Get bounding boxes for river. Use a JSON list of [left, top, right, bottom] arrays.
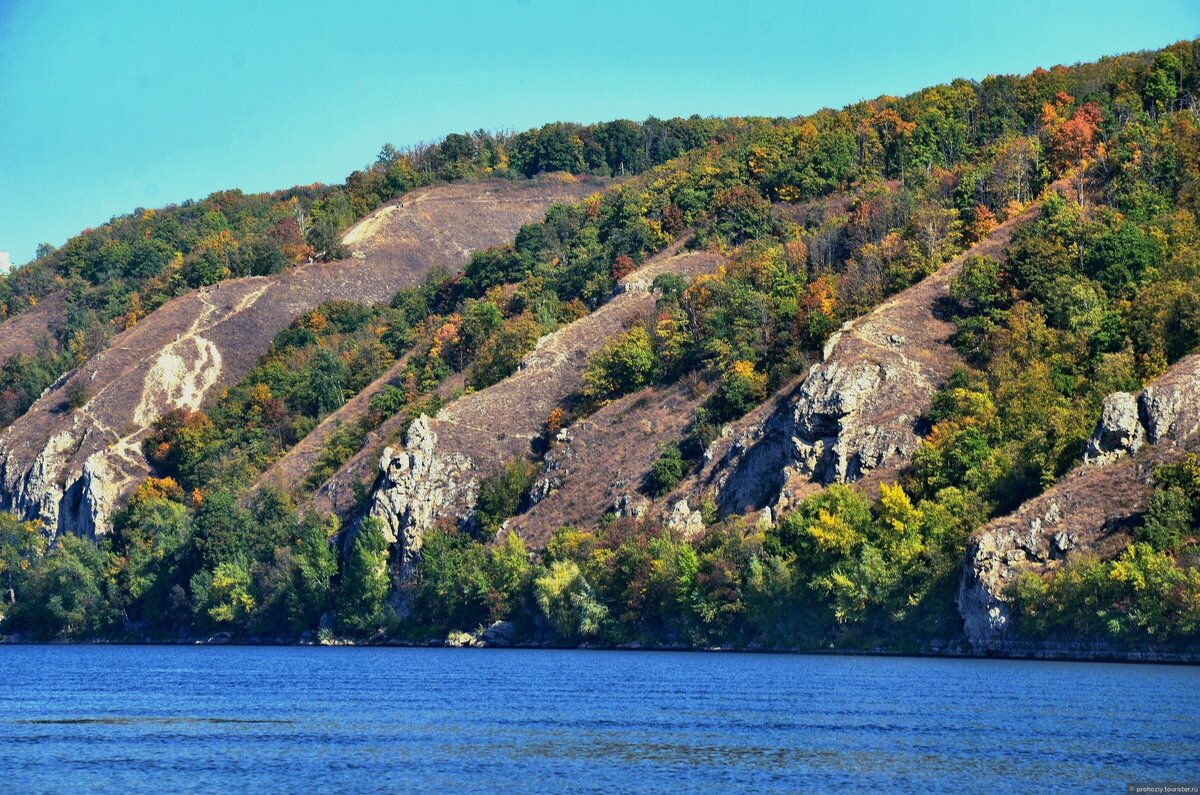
[[1, 645, 1196, 792]]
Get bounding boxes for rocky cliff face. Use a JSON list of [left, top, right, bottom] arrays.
[[0, 180, 593, 538], [958, 354, 1200, 653], [363, 417, 476, 581], [692, 201, 1045, 518]]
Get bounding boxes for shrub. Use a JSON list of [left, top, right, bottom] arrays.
[[582, 326, 660, 403], [336, 518, 391, 634], [710, 360, 768, 422], [534, 560, 608, 641], [475, 458, 539, 535], [649, 446, 685, 498], [63, 379, 90, 412]]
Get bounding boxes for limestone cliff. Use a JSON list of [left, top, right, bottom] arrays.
[[957, 355, 1200, 653], [363, 418, 476, 581]]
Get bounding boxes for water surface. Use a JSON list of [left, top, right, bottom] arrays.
[[1, 645, 1196, 792]]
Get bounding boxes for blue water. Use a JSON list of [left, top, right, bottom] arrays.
[[0, 646, 1196, 793]]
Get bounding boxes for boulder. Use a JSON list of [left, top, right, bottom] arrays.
[[479, 620, 516, 647], [665, 499, 704, 537], [1082, 392, 1144, 465]]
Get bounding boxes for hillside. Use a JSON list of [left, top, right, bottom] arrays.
[[684, 186, 1070, 521], [358, 248, 724, 576], [0, 180, 593, 537], [0, 39, 1197, 658], [959, 354, 1200, 655]]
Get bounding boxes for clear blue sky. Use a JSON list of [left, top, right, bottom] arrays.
[[0, 0, 1196, 267]]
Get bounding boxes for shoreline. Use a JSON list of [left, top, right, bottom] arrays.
[[3, 635, 1197, 665]]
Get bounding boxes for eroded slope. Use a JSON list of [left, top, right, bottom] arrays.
[[359, 250, 725, 574], [509, 380, 709, 549], [0, 180, 595, 537]]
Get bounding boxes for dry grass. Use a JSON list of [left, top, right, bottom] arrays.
[[0, 290, 67, 361], [509, 380, 708, 548]]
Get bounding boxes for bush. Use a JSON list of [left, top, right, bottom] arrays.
[[475, 458, 539, 535], [582, 326, 660, 404], [534, 560, 608, 641], [710, 360, 768, 422], [649, 446, 685, 498], [336, 518, 391, 634], [63, 379, 90, 412]]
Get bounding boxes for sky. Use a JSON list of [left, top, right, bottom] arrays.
[[0, 1, 1196, 268]]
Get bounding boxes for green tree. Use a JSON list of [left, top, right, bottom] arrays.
[[0, 513, 47, 609], [337, 518, 391, 634], [649, 446, 685, 498], [476, 458, 538, 535], [583, 326, 660, 403], [534, 560, 608, 642], [19, 535, 115, 639], [467, 313, 542, 390]]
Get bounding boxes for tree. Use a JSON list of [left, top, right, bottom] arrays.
[[534, 560, 608, 641], [200, 558, 255, 627], [583, 326, 660, 403], [593, 120, 648, 176], [0, 512, 46, 608], [710, 360, 768, 421], [337, 518, 391, 634], [192, 491, 252, 567], [467, 313, 542, 390], [1043, 96, 1102, 175], [1144, 51, 1182, 114], [296, 348, 349, 416], [475, 458, 538, 534], [19, 535, 114, 639]]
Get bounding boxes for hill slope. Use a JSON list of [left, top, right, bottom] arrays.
[[0, 180, 593, 537], [1, 40, 1196, 656]]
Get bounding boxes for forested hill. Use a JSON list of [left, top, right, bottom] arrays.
[[1, 40, 1197, 660]]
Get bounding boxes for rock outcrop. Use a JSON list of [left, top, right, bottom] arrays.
[[665, 499, 704, 537], [691, 198, 1049, 517], [1082, 391, 1144, 465], [363, 418, 476, 581], [0, 180, 594, 538], [958, 354, 1200, 653]]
